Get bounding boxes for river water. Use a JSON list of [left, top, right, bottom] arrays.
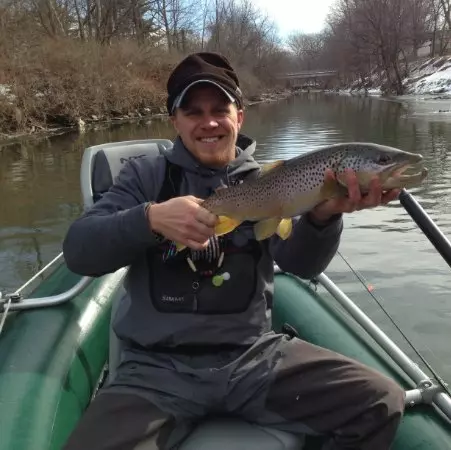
[[1, 93, 451, 380]]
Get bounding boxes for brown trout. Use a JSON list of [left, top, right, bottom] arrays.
[[176, 142, 427, 250]]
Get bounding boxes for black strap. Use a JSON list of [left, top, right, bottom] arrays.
[[156, 158, 183, 203]]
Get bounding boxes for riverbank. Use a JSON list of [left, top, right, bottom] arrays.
[[334, 55, 451, 99], [0, 39, 295, 144], [0, 88, 294, 146]]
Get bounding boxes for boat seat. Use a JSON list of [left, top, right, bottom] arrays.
[[80, 137, 276, 385], [80, 138, 174, 384], [178, 418, 304, 450], [79, 138, 304, 450], [80, 138, 173, 210]]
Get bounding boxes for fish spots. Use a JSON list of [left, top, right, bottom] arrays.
[[202, 143, 417, 225]]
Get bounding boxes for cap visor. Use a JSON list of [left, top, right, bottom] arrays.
[[172, 80, 236, 113]]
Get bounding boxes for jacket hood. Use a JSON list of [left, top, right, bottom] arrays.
[[161, 133, 261, 181]]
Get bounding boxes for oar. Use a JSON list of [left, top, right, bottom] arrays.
[[398, 189, 451, 269]]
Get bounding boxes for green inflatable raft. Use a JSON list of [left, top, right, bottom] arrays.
[[1, 139, 450, 450]]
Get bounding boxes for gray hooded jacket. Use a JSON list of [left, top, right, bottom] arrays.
[[63, 135, 343, 348]]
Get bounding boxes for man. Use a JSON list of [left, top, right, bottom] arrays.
[[62, 52, 404, 450]]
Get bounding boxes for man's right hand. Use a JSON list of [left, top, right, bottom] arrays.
[[148, 196, 218, 250]]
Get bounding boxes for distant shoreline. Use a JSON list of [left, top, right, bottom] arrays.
[[4, 55, 451, 146], [0, 89, 295, 146]]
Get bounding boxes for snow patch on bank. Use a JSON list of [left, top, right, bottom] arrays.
[[404, 56, 451, 95], [0, 84, 15, 102], [333, 86, 382, 97], [337, 55, 451, 97]]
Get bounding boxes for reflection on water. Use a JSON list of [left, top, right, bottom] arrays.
[[1, 94, 451, 379], [0, 118, 177, 290]]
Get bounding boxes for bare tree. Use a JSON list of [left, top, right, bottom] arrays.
[[286, 32, 324, 70], [434, 0, 451, 54], [203, 0, 278, 66], [408, 0, 432, 57], [27, 0, 71, 37], [441, 0, 451, 29], [322, 0, 433, 94]]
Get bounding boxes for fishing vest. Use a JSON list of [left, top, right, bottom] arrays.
[[146, 158, 265, 315]]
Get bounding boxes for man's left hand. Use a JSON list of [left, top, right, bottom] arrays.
[[309, 168, 400, 224]]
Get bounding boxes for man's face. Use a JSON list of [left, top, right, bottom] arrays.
[[171, 84, 244, 168]]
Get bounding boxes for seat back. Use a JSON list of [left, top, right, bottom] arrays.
[[80, 139, 173, 210], [79, 138, 173, 383]]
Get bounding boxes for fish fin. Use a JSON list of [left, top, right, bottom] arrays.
[[259, 160, 284, 176], [335, 170, 348, 188], [214, 185, 228, 193], [215, 216, 242, 236], [277, 219, 293, 240], [254, 217, 281, 241], [277, 218, 293, 240], [174, 216, 241, 252], [320, 175, 342, 200]]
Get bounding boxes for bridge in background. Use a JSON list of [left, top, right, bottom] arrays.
[[276, 69, 339, 88]]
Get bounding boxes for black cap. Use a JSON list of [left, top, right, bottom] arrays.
[[166, 52, 243, 115]]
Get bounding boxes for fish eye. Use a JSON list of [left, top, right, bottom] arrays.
[[377, 154, 392, 164]]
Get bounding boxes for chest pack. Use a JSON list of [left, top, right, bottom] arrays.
[[146, 157, 265, 315]]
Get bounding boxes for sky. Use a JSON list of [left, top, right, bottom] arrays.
[[252, 0, 336, 39]]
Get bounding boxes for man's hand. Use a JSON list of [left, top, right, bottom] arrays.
[[309, 169, 401, 224], [148, 196, 218, 250]]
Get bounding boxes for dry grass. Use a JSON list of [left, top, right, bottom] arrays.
[[0, 37, 180, 134], [0, 34, 274, 136]]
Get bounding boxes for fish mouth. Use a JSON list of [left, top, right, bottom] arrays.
[[383, 161, 428, 189], [403, 152, 424, 165], [392, 161, 424, 177]]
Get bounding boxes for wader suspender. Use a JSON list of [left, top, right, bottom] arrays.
[[156, 159, 183, 203]]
